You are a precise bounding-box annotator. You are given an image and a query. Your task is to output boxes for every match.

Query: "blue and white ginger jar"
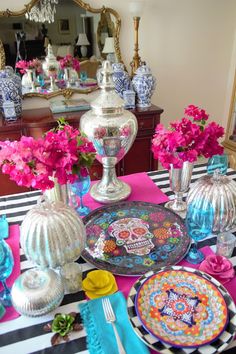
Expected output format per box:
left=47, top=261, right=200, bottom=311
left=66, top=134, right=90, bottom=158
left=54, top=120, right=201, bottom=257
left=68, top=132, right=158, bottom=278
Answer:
left=112, top=63, right=131, bottom=98
left=0, top=66, right=22, bottom=117
left=132, top=64, right=156, bottom=108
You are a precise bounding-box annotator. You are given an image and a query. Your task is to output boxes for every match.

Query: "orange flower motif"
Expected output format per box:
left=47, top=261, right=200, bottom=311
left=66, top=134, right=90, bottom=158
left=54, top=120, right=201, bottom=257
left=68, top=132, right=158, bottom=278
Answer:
left=198, top=294, right=209, bottom=306
left=162, top=283, right=172, bottom=291
left=150, top=306, right=161, bottom=321
left=184, top=325, right=201, bottom=336
left=103, top=240, right=117, bottom=253
left=153, top=228, right=169, bottom=240
left=163, top=221, right=172, bottom=228
left=133, top=227, right=146, bottom=236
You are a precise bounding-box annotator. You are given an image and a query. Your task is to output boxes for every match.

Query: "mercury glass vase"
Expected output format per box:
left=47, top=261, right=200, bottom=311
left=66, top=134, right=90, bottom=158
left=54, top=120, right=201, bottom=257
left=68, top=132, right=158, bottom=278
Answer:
left=64, top=67, right=72, bottom=88
left=43, top=177, right=69, bottom=204
left=165, top=161, right=193, bottom=212
left=80, top=60, right=138, bottom=204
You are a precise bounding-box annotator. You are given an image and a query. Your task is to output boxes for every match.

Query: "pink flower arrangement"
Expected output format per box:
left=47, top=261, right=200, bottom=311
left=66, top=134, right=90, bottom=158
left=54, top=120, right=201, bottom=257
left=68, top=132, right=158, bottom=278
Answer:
left=15, top=58, right=42, bottom=75
left=152, top=105, right=225, bottom=169
left=59, top=55, right=80, bottom=71
left=0, top=121, right=96, bottom=191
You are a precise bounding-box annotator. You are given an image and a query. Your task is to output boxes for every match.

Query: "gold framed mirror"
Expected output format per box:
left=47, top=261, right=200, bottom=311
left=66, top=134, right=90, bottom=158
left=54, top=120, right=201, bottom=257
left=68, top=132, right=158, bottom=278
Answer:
left=222, top=70, right=236, bottom=168
left=0, top=0, right=122, bottom=99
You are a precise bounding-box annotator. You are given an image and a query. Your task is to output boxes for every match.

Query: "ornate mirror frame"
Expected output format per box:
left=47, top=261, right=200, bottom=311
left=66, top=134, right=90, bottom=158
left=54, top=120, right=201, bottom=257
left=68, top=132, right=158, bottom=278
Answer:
left=0, top=0, right=122, bottom=99
left=222, top=69, right=236, bottom=167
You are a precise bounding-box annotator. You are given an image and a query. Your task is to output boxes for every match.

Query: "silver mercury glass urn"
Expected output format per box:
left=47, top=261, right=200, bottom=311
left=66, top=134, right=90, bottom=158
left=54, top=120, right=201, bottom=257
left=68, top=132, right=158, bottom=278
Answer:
left=80, top=61, right=138, bottom=203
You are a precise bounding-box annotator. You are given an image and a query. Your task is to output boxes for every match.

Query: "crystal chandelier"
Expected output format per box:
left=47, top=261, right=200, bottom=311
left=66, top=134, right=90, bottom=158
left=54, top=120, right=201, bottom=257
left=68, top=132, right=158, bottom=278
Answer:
left=25, top=0, right=58, bottom=23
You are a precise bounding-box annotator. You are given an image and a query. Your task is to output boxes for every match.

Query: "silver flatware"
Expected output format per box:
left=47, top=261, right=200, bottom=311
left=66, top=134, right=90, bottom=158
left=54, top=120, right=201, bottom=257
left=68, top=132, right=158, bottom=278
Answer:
left=102, top=297, right=126, bottom=354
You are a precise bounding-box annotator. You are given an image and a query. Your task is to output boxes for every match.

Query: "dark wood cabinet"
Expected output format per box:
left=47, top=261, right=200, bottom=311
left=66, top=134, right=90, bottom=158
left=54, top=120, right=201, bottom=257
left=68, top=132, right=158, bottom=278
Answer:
left=0, top=104, right=163, bottom=195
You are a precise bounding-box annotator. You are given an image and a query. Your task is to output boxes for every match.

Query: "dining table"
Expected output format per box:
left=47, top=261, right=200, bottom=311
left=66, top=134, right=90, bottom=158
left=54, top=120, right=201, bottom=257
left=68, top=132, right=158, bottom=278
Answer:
left=1, top=163, right=236, bottom=354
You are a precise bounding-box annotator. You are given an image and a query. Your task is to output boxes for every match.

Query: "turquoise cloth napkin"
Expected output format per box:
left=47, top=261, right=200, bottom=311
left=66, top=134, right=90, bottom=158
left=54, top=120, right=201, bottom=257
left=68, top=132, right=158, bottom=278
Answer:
left=79, top=291, right=150, bottom=354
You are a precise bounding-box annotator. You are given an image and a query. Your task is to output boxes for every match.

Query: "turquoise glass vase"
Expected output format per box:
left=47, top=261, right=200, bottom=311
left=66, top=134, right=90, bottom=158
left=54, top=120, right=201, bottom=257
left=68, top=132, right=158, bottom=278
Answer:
left=0, top=236, right=14, bottom=306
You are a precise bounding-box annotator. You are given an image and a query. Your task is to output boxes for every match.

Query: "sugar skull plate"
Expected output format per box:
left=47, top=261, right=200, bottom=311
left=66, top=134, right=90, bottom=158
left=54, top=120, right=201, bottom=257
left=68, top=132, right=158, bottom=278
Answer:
left=127, top=266, right=236, bottom=353
left=82, top=201, right=191, bottom=275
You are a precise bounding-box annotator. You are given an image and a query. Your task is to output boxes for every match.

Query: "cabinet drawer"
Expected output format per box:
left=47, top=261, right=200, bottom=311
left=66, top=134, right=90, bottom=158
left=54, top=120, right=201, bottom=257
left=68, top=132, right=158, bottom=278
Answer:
left=138, top=117, right=154, bottom=130
left=0, top=131, right=22, bottom=141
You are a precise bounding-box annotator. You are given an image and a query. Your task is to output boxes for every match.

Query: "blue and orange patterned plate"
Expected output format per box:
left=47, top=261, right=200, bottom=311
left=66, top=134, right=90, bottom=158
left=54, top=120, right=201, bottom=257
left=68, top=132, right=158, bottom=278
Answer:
left=134, top=267, right=229, bottom=348
left=82, top=201, right=191, bottom=276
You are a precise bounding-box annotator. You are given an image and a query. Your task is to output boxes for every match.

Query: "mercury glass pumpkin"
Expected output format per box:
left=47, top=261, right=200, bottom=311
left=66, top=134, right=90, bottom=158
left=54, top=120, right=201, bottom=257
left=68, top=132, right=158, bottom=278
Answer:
left=187, top=169, right=236, bottom=233
left=20, top=197, right=86, bottom=269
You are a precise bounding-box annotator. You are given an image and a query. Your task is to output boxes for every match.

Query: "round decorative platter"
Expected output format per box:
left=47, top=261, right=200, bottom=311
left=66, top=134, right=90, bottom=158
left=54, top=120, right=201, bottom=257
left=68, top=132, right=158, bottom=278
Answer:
left=127, top=266, right=236, bottom=353
left=82, top=201, right=191, bottom=276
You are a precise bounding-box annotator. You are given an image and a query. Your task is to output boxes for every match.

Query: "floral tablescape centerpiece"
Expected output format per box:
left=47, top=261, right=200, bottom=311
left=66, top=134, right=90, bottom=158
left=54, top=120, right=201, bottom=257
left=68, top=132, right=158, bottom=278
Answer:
left=152, top=105, right=225, bottom=212
left=0, top=118, right=96, bottom=199
left=0, top=120, right=96, bottom=299
left=59, top=55, right=80, bottom=87
left=16, top=58, right=43, bottom=91
left=15, top=58, right=43, bottom=75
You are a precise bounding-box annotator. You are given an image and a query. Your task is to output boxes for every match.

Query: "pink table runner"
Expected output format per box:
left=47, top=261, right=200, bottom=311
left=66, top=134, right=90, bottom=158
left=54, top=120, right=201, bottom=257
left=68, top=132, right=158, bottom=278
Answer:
left=83, top=172, right=169, bottom=211
left=0, top=225, right=20, bottom=322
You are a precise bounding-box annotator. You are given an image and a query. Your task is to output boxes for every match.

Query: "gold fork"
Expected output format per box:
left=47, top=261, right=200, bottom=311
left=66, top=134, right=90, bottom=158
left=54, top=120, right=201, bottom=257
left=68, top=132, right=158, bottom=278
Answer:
left=102, top=297, right=126, bottom=354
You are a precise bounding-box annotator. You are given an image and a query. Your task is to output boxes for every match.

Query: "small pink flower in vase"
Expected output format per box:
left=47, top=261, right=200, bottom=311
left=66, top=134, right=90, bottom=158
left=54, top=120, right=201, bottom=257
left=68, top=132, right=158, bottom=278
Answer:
left=152, top=105, right=225, bottom=212
left=59, top=55, right=80, bottom=85
left=15, top=60, right=29, bottom=74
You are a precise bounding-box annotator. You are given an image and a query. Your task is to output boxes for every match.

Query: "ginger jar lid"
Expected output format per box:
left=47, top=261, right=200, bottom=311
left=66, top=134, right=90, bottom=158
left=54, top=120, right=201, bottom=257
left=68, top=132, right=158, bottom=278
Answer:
left=135, top=64, right=152, bottom=76
left=112, top=62, right=125, bottom=72
left=92, top=60, right=124, bottom=116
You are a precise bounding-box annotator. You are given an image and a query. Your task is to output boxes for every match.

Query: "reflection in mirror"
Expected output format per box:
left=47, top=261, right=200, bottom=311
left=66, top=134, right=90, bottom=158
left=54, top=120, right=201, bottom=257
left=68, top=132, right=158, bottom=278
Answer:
left=0, top=0, right=122, bottom=98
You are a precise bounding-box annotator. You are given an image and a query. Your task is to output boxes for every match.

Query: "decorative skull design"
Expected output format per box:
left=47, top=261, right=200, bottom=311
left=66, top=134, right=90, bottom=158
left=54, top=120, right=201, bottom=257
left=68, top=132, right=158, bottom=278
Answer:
left=108, top=217, right=154, bottom=255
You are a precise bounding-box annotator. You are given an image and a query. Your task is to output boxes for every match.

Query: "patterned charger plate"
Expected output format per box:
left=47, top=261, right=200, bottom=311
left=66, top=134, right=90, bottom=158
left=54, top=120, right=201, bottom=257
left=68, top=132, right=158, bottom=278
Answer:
left=82, top=201, right=191, bottom=276
left=127, top=266, right=236, bottom=353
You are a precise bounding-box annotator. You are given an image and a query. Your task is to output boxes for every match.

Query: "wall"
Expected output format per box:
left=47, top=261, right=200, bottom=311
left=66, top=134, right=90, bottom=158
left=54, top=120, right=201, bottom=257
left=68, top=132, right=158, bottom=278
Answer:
left=1, top=0, right=236, bottom=129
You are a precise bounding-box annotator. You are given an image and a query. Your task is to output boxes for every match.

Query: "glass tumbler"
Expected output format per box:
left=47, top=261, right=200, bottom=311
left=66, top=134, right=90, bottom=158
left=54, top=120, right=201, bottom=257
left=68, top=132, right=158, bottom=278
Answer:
left=60, top=262, right=82, bottom=294
left=216, top=232, right=235, bottom=258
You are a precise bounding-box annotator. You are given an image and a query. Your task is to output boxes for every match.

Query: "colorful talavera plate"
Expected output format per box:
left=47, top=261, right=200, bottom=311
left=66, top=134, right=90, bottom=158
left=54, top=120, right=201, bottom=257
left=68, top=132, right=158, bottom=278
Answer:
left=82, top=201, right=191, bottom=276
left=127, top=266, right=236, bottom=353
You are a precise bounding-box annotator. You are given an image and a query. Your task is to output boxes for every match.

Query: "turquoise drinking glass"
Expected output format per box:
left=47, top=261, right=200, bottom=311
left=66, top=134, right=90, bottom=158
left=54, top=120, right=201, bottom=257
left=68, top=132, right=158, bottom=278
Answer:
left=207, top=153, right=228, bottom=175
left=0, top=236, right=14, bottom=307
left=36, top=74, right=45, bottom=88
left=69, top=171, right=91, bottom=217
left=185, top=200, right=214, bottom=264
left=80, top=71, right=88, bottom=82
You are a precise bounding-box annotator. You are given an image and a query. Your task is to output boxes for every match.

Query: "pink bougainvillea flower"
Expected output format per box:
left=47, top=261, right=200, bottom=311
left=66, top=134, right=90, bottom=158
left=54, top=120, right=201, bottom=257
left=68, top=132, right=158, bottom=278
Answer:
left=0, top=121, right=96, bottom=192
left=152, top=105, right=224, bottom=169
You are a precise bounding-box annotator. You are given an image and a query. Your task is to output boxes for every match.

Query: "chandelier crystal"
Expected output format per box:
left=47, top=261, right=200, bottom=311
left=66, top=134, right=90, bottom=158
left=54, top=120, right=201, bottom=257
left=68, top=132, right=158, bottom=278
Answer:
left=25, top=0, right=58, bottom=23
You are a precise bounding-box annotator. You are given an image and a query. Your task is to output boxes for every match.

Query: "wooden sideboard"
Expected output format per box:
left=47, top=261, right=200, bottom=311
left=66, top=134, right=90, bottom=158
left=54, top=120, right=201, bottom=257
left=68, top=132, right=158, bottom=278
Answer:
left=0, top=104, right=163, bottom=195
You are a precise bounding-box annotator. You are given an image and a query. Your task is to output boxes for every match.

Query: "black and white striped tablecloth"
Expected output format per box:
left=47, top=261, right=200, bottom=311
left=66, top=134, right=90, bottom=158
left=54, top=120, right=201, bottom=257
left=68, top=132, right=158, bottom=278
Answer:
left=1, top=163, right=236, bottom=354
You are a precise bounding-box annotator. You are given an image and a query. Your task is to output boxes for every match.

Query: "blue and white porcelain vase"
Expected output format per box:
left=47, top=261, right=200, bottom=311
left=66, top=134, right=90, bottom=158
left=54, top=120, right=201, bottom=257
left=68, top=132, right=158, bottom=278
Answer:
left=0, top=66, right=22, bottom=118
left=132, top=64, right=156, bottom=108
left=112, top=63, right=131, bottom=98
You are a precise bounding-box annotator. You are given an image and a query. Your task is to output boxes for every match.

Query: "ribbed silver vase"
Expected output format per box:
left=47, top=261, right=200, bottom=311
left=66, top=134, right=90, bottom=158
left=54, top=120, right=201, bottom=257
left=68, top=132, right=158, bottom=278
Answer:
left=80, top=61, right=138, bottom=204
